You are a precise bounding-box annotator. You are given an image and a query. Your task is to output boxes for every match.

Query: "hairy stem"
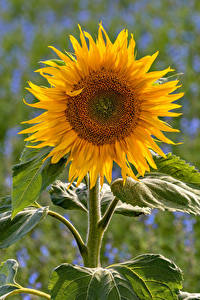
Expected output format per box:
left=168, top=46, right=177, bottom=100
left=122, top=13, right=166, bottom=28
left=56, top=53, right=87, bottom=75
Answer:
left=98, top=197, right=119, bottom=231
left=48, top=210, right=88, bottom=263
left=85, top=177, right=103, bottom=267
left=6, top=288, right=51, bottom=299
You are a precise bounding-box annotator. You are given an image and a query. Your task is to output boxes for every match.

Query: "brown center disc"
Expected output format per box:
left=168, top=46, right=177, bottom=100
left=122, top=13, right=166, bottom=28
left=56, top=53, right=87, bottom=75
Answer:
left=65, top=70, right=141, bottom=145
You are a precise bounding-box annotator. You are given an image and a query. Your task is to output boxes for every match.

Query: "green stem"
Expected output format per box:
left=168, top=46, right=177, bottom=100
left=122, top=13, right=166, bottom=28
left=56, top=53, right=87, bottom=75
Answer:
left=48, top=210, right=88, bottom=263
left=85, top=177, right=103, bottom=268
left=98, top=197, right=119, bottom=231
left=6, top=288, right=50, bottom=299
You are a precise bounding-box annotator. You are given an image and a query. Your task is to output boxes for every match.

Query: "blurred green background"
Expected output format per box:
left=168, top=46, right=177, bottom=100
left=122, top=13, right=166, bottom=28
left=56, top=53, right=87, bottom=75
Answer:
left=0, top=0, right=200, bottom=298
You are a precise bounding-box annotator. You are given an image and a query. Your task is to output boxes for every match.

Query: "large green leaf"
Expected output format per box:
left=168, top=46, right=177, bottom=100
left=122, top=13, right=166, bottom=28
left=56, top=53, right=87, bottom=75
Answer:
left=178, top=292, right=200, bottom=300
left=49, top=254, right=182, bottom=300
left=0, top=207, right=48, bottom=248
left=111, top=173, right=200, bottom=215
left=50, top=181, right=151, bottom=217
left=12, top=146, right=67, bottom=217
left=152, top=152, right=200, bottom=187
left=0, top=259, right=20, bottom=299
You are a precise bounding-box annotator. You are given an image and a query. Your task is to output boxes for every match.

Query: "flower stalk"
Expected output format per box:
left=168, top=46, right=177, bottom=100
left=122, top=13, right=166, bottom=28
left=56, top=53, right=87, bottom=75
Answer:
left=6, top=288, right=51, bottom=299
left=85, top=177, right=103, bottom=268
left=98, top=197, right=119, bottom=231
left=48, top=210, right=88, bottom=263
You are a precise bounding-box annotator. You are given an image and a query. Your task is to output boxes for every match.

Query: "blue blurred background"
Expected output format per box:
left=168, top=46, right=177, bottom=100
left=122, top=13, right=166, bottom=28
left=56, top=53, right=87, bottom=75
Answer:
left=0, top=0, right=200, bottom=298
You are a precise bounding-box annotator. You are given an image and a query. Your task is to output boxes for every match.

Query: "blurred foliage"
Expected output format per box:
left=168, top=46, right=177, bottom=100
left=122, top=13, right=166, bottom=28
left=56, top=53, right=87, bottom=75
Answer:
left=0, top=0, right=200, bottom=298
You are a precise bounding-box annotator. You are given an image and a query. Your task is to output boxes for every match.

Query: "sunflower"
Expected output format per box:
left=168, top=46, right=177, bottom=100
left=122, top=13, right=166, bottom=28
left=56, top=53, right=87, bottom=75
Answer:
left=19, top=24, right=183, bottom=189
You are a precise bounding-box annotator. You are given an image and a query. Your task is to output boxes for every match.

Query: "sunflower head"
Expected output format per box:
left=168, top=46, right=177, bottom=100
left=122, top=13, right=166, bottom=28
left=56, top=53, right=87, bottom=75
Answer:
left=19, top=24, right=183, bottom=188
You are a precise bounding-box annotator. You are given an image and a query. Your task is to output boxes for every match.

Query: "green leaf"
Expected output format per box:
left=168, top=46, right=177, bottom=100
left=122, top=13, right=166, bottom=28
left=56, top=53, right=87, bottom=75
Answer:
left=100, top=183, right=151, bottom=216
left=111, top=173, right=200, bottom=215
left=0, top=259, right=20, bottom=299
left=12, top=158, right=43, bottom=217
left=41, top=157, right=67, bottom=191
left=178, top=292, right=200, bottom=300
left=49, top=254, right=182, bottom=300
left=50, top=181, right=88, bottom=212
left=50, top=181, right=151, bottom=217
left=0, top=207, right=48, bottom=248
left=12, top=146, right=67, bottom=217
left=0, top=196, right=11, bottom=213
left=20, top=144, right=51, bottom=163
left=152, top=152, right=200, bottom=187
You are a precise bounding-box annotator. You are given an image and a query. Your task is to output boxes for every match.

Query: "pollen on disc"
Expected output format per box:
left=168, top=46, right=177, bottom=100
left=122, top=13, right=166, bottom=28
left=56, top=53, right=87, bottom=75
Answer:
left=65, top=70, right=141, bottom=145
